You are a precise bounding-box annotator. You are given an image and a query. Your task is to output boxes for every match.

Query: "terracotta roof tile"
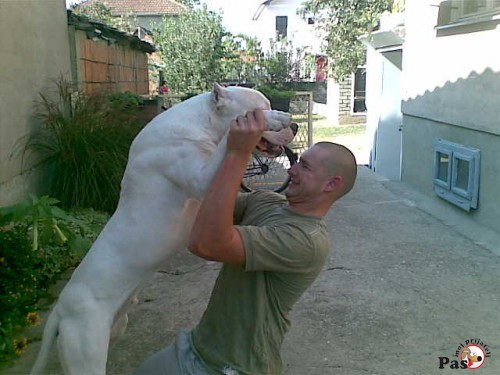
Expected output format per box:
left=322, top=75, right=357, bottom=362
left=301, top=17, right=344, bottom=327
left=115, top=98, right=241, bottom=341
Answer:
left=86, top=0, right=186, bottom=15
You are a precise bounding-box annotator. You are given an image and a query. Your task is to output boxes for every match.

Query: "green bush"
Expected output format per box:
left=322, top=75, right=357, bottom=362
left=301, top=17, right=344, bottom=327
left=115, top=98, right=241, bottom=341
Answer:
left=0, top=222, right=80, bottom=366
left=21, top=79, right=146, bottom=213
left=257, top=85, right=295, bottom=100
left=0, top=224, right=43, bottom=362
left=0, top=199, right=109, bottom=367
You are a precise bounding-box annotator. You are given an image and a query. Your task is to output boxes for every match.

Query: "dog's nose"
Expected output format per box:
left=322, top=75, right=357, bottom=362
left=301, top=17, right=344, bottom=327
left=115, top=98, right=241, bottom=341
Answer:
left=476, top=356, right=482, bottom=361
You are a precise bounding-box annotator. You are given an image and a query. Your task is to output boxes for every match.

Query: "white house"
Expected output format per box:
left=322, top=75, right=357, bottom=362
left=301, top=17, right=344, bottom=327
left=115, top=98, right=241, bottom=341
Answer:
left=360, top=11, right=405, bottom=179
left=250, top=0, right=367, bottom=126
left=363, top=0, right=500, bottom=241
left=251, top=0, right=323, bottom=53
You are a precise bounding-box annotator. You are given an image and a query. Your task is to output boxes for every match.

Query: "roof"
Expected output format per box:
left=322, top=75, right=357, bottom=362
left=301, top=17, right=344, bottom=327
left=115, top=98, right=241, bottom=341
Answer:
left=252, top=0, right=276, bottom=20
left=67, top=10, right=156, bottom=53
left=84, top=0, right=186, bottom=16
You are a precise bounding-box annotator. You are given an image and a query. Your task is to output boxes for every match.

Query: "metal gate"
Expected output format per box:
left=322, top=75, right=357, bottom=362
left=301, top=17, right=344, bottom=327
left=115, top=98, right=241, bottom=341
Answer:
left=289, top=91, right=313, bottom=156
left=240, top=91, right=313, bottom=192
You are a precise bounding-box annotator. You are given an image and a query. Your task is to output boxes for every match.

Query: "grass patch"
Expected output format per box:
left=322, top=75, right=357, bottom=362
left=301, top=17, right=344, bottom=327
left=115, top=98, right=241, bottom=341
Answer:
left=314, top=125, right=365, bottom=138
left=291, top=115, right=367, bottom=151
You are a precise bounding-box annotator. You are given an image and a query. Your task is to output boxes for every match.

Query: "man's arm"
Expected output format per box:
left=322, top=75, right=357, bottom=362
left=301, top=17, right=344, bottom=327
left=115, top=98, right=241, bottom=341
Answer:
left=188, top=109, right=267, bottom=265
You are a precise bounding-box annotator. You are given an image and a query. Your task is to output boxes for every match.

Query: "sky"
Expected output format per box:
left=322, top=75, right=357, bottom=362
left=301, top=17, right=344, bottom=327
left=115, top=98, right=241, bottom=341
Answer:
left=199, top=0, right=262, bottom=34
left=65, top=0, right=263, bottom=35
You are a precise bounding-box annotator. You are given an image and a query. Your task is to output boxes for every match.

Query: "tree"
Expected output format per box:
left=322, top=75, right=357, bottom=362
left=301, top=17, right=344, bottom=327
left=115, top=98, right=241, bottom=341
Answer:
left=71, top=2, right=137, bottom=34
left=176, top=0, right=200, bottom=7
left=301, top=0, right=399, bottom=81
left=220, top=34, right=261, bottom=84
left=152, top=7, right=227, bottom=93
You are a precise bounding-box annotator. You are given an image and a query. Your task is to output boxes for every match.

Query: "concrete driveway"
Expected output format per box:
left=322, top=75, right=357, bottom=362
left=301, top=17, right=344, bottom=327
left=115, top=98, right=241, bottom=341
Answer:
left=5, top=167, right=500, bottom=374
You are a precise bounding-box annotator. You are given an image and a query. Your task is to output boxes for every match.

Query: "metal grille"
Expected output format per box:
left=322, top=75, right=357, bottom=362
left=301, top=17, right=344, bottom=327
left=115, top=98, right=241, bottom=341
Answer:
left=242, top=91, right=313, bottom=192
left=241, top=151, right=294, bottom=192
left=289, top=91, right=313, bottom=156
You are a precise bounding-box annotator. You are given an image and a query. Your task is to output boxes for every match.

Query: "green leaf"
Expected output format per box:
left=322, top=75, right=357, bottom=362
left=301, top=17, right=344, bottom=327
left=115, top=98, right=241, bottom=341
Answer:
left=69, top=235, right=92, bottom=259
left=301, top=0, right=393, bottom=80
left=0, top=200, right=33, bottom=224
left=41, top=219, right=53, bottom=245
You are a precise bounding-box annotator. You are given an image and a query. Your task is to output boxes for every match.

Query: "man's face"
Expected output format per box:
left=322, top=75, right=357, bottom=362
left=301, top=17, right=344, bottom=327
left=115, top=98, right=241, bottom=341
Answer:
left=285, top=146, right=331, bottom=201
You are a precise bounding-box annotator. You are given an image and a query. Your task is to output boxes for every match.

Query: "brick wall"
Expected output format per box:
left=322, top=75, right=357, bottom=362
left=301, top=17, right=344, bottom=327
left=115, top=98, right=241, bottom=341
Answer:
left=338, top=76, right=366, bottom=125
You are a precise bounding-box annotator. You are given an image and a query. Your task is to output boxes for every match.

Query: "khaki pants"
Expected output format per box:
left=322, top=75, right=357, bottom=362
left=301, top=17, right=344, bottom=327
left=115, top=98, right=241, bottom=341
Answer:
left=133, top=330, right=209, bottom=375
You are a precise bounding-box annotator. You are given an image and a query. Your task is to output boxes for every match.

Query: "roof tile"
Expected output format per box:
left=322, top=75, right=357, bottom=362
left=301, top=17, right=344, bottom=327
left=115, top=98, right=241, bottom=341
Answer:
left=85, top=0, right=186, bottom=15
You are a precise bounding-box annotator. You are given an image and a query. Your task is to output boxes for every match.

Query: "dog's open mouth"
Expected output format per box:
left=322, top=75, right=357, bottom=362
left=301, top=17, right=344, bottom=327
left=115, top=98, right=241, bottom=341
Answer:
left=256, top=123, right=298, bottom=157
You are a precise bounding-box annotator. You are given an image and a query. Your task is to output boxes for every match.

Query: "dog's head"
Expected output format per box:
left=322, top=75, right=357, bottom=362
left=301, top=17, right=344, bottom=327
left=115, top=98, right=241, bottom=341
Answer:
left=209, top=83, right=295, bottom=157
left=210, top=83, right=270, bottom=122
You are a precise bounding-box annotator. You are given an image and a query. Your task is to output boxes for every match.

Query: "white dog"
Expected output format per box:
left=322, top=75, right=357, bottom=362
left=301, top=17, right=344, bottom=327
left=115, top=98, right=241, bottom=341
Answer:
left=31, top=84, right=292, bottom=374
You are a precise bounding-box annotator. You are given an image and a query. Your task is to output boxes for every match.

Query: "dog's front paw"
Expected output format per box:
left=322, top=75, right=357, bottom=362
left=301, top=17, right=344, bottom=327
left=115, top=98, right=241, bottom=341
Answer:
left=263, top=110, right=292, bottom=131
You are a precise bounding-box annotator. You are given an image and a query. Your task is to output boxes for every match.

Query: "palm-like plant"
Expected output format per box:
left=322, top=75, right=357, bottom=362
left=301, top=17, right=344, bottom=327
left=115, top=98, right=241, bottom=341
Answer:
left=22, top=79, right=144, bottom=213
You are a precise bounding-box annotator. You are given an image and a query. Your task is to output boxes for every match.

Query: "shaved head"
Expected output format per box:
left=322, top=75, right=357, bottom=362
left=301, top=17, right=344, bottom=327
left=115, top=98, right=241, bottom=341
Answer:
left=314, top=142, right=357, bottom=198
left=285, top=141, right=358, bottom=216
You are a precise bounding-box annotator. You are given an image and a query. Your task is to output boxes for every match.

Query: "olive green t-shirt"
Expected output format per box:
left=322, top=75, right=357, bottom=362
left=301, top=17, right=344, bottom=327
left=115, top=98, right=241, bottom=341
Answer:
left=192, top=191, right=330, bottom=375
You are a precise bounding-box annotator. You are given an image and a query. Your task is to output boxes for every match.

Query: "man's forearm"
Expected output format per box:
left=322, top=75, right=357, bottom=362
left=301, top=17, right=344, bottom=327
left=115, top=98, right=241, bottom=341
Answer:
left=188, top=109, right=267, bottom=263
left=188, top=151, right=249, bottom=262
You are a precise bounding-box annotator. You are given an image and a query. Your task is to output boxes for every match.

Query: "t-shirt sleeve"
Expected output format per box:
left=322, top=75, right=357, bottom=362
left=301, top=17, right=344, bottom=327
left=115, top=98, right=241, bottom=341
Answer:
left=236, top=223, right=325, bottom=273
left=233, top=193, right=250, bottom=225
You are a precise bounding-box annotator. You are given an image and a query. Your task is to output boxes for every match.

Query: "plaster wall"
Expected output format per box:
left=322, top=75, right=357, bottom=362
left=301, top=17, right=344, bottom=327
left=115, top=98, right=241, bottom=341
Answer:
left=402, top=117, right=500, bottom=233
left=0, top=0, right=71, bottom=206
left=402, top=0, right=500, bottom=135
left=401, top=0, right=500, bottom=233
left=365, top=46, right=384, bottom=167
left=253, top=0, right=323, bottom=53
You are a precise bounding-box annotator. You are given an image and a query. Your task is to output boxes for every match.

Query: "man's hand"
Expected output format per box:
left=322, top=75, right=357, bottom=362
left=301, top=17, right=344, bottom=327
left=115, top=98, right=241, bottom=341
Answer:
left=188, top=108, right=292, bottom=265
left=227, top=109, right=267, bottom=158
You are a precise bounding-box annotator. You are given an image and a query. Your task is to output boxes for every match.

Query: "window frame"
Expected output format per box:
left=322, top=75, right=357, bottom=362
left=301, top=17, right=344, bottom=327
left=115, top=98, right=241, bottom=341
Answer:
left=433, top=147, right=452, bottom=190
left=436, top=0, right=500, bottom=34
left=275, top=16, right=288, bottom=39
left=433, top=139, right=480, bottom=211
left=350, top=66, right=367, bottom=115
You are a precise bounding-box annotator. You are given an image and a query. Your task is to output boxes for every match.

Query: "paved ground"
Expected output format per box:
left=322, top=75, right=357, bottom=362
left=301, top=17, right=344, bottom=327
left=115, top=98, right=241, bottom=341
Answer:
left=5, top=165, right=500, bottom=374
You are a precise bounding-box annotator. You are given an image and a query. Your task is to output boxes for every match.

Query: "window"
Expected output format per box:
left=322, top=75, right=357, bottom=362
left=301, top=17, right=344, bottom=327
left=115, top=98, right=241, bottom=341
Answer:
left=276, top=16, right=288, bottom=38
left=433, top=139, right=480, bottom=211
left=437, top=0, right=500, bottom=27
left=352, top=67, right=367, bottom=114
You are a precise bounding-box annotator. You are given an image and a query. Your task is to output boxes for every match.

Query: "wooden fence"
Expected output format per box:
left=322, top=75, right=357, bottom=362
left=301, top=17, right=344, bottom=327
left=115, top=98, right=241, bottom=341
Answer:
left=68, top=11, right=154, bottom=95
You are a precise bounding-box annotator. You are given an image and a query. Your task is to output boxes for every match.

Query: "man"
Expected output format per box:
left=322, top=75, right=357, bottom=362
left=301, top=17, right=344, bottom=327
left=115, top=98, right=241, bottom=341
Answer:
left=134, top=109, right=357, bottom=374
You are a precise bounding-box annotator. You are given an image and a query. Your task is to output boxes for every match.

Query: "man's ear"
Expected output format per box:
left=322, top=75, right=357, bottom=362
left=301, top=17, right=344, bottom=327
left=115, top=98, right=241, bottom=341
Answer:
left=324, top=175, right=343, bottom=193
left=212, top=83, right=229, bottom=109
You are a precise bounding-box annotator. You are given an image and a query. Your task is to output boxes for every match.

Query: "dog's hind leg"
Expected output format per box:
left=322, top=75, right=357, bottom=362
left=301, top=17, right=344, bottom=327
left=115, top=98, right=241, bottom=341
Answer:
left=57, top=311, right=112, bottom=375
left=110, top=293, right=139, bottom=342
left=30, top=310, right=60, bottom=375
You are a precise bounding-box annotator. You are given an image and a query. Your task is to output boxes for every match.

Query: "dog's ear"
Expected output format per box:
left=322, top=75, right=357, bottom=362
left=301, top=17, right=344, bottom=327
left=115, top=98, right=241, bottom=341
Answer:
left=212, top=83, right=230, bottom=109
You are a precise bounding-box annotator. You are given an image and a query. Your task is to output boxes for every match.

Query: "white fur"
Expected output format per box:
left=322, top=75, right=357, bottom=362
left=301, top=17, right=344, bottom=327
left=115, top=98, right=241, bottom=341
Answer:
left=30, top=84, right=291, bottom=375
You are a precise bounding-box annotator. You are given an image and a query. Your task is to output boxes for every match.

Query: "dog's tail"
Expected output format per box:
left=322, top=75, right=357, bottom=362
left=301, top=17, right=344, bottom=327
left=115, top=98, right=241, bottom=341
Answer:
left=30, top=309, right=59, bottom=375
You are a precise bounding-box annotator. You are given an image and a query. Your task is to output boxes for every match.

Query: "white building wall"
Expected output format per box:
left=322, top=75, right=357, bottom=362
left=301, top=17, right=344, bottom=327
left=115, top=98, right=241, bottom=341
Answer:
left=403, top=0, right=500, bottom=134
left=401, top=0, right=500, bottom=235
left=252, top=0, right=323, bottom=54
